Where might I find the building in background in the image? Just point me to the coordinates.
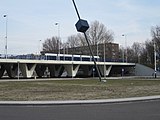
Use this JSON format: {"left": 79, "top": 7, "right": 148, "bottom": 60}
{"left": 63, "top": 42, "right": 120, "bottom": 62}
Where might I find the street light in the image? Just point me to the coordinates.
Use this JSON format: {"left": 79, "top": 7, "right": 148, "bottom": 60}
{"left": 103, "top": 41, "right": 106, "bottom": 79}
{"left": 55, "top": 22, "right": 60, "bottom": 55}
{"left": 154, "top": 29, "right": 160, "bottom": 78}
{"left": 154, "top": 38, "right": 156, "bottom": 78}
{"left": 4, "top": 14, "right": 8, "bottom": 59}
{"left": 37, "top": 40, "right": 42, "bottom": 54}
{"left": 122, "top": 34, "right": 127, "bottom": 63}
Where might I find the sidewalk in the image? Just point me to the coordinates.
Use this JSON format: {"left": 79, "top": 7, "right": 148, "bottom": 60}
{"left": 0, "top": 95, "right": 160, "bottom": 106}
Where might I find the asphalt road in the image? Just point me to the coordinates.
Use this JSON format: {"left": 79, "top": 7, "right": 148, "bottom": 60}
{"left": 0, "top": 100, "right": 160, "bottom": 120}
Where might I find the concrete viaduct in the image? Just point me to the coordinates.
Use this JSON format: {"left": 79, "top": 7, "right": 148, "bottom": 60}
{"left": 0, "top": 59, "right": 135, "bottom": 79}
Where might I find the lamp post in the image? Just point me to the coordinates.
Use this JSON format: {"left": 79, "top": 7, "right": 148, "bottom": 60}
{"left": 122, "top": 34, "right": 127, "bottom": 63}
{"left": 4, "top": 14, "right": 8, "bottom": 59}
{"left": 97, "top": 42, "right": 99, "bottom": 57}
{"left": 55, "top": 23, "right": 60, "bottom": 60}
{"left": 103, "top": 41, "right": 106, "bottom": 79}
{"left": 154, "top": 38, "right": 156, "bottom": 78}
{"left": 153, "top": 29, "right": 160, "bottom": 78}
{"left": 38, "top": 40, "right": 42, "bottom": 54}
{"left": 55, "top": 23, "right": 60, "bottom": 55}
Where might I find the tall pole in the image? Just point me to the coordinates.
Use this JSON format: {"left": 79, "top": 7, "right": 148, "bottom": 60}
{"left": 104, "top": 41, "right": 106, "bottom": 79}
{"left": 154, "top": 28, "right": 160, "bottom": 78}
{"left": 84, "top": 33, "right": 102, "bottom": 81}
{"left": 97, "top": 42, "right": 98, "bottom": 57}
{"left": 122, "top": 34, "right": 127, "bottom": 63}
{"left": 55, "top": 22, "right": 60, "bottom": 60}
{"left": 154, "top": 38, "right": 157, "bottom": 78}
{"left": 72, "top": 0, "right": 102, "bottom": 82}
{"left": 38, "top": 40, "right": 41, "bottom": 54}
{"left": 4, "top": 14, "right": 8, "bottom": 59}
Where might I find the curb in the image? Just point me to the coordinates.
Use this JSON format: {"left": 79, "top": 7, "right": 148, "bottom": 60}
{"left": 0, "top": 95, "right": 160, "bottom": 106}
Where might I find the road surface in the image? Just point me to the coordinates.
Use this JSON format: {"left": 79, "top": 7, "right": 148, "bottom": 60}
{"left": 0, "top": 100, "right": 160, "bottom": 120}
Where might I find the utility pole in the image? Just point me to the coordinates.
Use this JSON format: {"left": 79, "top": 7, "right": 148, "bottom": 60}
{"left": 4, "top": 14, "right": 8, "bottom": 59}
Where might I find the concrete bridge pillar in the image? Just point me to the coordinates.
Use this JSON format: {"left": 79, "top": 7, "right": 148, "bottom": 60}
{"left": 0, "top": 64, "right": 5, "bottom": 78}
{"left": 49, "top": 65, "right": 64, "bottom": 77}
{"left": 106, "top": 65, "right": 112, "bottom": 76}
{"left": 35, "top": 64, "right": 46, "bottom": 77}
{"left": 81, "top": 65, "right": 93, "bottom": 77}
{"left": 99, "top": 65, "right": 112, "bottom": 77}
{"left": 64, "top": 64, "right": 80, "bottom": 77}
{"left": 20, "top": 63, "right": 36, "bottom": 78}
{"left": 5, "top": 64, "right": 17, "bottom": 78}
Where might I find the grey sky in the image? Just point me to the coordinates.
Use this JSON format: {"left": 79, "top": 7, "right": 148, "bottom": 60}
{"left": 0, "top": 0, "right": 160, "bottom": 54}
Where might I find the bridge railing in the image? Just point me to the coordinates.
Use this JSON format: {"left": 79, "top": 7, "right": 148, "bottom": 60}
{"left": 0, "top": 54, "right": 126, "bottom": 62}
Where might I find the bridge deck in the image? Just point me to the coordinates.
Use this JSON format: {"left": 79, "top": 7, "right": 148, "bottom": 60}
{"left": 0, "top": 59, "right": 135, "bottom": 79}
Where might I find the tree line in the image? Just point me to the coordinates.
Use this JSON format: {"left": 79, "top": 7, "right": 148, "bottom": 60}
{"left": 42, "top": 20, "right": 160, "bottom": 68}
{"left": 42, "top": 20, "right": 114, "bottom": 53}
{"left": 122, "top": 26, "right": 160, "bottom": 68}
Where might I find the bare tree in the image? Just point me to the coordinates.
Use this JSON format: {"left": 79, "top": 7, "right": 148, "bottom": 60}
{"left": 88, "top": 20, "right": 114, "bottom": 45}
{"left": 151, "top": 26, "right": 160, "bottom": 55}
{"left": 145, "top": 40, "right": 154, "bottom": 65}
{"left": 42, "top": 20, "right": 114, "bottom": 56}
{"left": 67, "top": 35, "right": 81, "bottom": 48}
{"left": 151, "top": 25, "right": 160, "bottom": 38}
{"left": 131, "top": 42, "right": 144, "bottom": 63}
{"left": 126, "top": 46, "right": 135, "bottom": 62}
{"left": 66, "top": 20, "right": 114, "bottom": 47}
{"left": 42, "top": 36, "right": 61, "bottom": 53}
{"left": 77, "top": 33, "right": 87, "bottom": 46}
{"left": 126, "top": 26, "right": 160, "bottom": 65}
{"left": 140, "top": 45, "right": 149, "bottom": 65}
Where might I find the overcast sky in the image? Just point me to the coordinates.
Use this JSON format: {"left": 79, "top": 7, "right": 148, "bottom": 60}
{"left": 0, "top": 0, "right": 160, "bottom": 54}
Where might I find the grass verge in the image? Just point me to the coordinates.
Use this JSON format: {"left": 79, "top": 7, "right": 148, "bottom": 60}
{"left": 0, "top": 79, "right": 160, "bottom": 101}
